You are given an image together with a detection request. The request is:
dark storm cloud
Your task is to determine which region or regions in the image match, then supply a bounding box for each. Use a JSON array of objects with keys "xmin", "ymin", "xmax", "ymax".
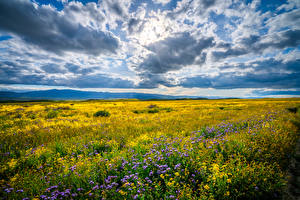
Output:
[
  {"xmin": 105, "ymin": 1, "xmax": 126, "ymax": 17},
  {"xmin": 134, "ymin": 32, "xmax": 215, "ymax": 88},
  {"xmin": 261, "ymin": 29, "xmax": 300, "ymax": 49},
  {"xmin": 101, "ymin": 0, "xmax": 130, "ymax": 20},
  {"xmin": 65, "ymin": 74, "xmax": 135, "ymax": 88},
  {"xmin": 0, "ymin": 61, "xmax": 45, "ymax": 85},
  {"xmin": 0, "ymin": 61, "xmax": 135, "ymax": 88},
  {"xmin": 201, "ymin": 0, "xmax": 217, "ymax": 8},
  {"xmin": 212, "ymin": 47, "xmax": 247, "ymax": 60},
  {"xmin": 126, "ymin": 18, "xmax": 145, "ymax": 34},
  {"xmin": 218, "ymin": 57, "xmax": 300, "ymax": 73},
  {"xmin": 64, "ymin": 63, "xmax": 98, "ymax": 75},
  {"xmin": 138, "ymin": 32, "xmax": 215, "ymax": 74},
  {"xmin": 137, "ymin": 73, "xmax": 176, "ymax": 89},
  {"xmin": 0, "ymin": 0, "xmax": 119, "ymax": 55},
  {"xmin": 212, "ymin": 29, "xmax": 300, "ymax": 60},
  {"xmin": 41, "ymin": 64, "xmax": 67, "ymax": 74},
  {"xmin": 181, "ymin": 59, "xmax": 300, "ymax": 89},
  {"xmin": 181, "ymin": 72, "xmax": 300, "ymax": 89}
]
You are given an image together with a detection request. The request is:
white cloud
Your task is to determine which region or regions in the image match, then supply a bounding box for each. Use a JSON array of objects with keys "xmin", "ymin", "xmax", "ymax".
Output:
[
  {"xmin": 152, "ymin": 0, "xmax": 172, "ymax": 5},
  {"xmin": 266, "ymin": 8, "xmax": 300, "ymax": 33}
]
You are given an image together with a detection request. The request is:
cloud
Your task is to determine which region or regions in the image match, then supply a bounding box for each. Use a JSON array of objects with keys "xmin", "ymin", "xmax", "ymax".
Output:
[
  {"xmin": 211, "ymin": 46, "xmax": 247, "ymax": 60},
  {"xmin": 0, "ymin": 60, "xmax": 135, "ymax": 88},
  {"xmin": 41, "ymin": 64, "xmax": 67, "ymax": 74},
  {"xmin": 198, "ymin": 0, "xmax": 218, "ymax": 9},
  {"xmin": 0, "ymin": 61, "xmax": 45, "ymax": 85},
  {"xmin": 180, "ymin": 58, "xmax": 300, "ymax": 89},
  {"xmin": 137, "ymin": 32, "xmax": 215, "ymax": 74},
  {"xmin": 64, "ymin": 63, "xmax": 98, "ymax": 75},
  {"xmin": 0, "ymin": 0, "xmax": 119, "ymax": 55},
  {"xmin": 167, "ymin": 0, "xmax": 220, "ymax": 19},
  {"xmin": 212, "ymin": 29, "xmax": 300, "ymax": 61},
  {"xmin": 132, "ymin": 32, "xmax": 215, "ymax": 88},
  {"xmin": 181, "ymin": 72, "xmax": 300, "ymax": 89},
  {"xmin": 212, "ymin": 1, "xmax": 300, "ymax": 62},
  {"xmin": 137, "ymin": 73, "xmax": 176, "ymax": 89},
  {"xmin": 126, "ymin": 18, "xmax": 146, "ymax": 35},
  {"xmin": 266, "ymin": 8, "xmax": 300, "ymax": 32},
  {"xmin": 261, "ymin": 29, "xmax": 300, "ymax": 49},
  {"xmin": 101, "ymin": 0, "xmax": 131, "ymax": 29},
  {"xmin": 152, "ymin": 0, "xmax": 172, "ymax": 5},
  {"xmin": 65, "ymin": 74, "xmax": 135, "ymax": 88},
  {"xmin": 102, "ymin": 0, "xmax": 130, "ymax": 18}
]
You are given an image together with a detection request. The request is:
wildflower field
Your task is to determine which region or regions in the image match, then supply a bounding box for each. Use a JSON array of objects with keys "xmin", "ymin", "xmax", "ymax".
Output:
[{"xmin": 0, "ymin": 98, "xmax": 299, "ymax": 199}]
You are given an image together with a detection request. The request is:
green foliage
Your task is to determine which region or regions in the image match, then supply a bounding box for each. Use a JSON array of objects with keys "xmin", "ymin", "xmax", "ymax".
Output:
[
  {"xmin": 94, "ymin": 110, "xmax": 110, "ymax": 117},
  {"xmin": 133, "ymin": 110, "xmax": 145, "ymax": 114},
  {"xmin": 46, "ymin": 110, "xmax": 58, "ymax": 118},
  {"xmin": 287, "ymin": 107, "xmax": 298, "ymax": 113},
  {"xmin": 161, "ymin": 107, "xmax": 173, "ymax": 112},
  {"xmin": 148, "ymin": 108, "xmax": 159, "ymax": 113},
  {"xmin": 26, "ymin": 112, "xmax": 36, "ymax": 119},
  {"xmin": 133, "ymin": 107, "xmax": 172, "ymax": 114},
  {"xmin": 13, "ymin": 113, "xmax": 22, "ymax": 118},
  {"xmin": 55, "ymin": 142, "xmax": 67, "ymax": 157}
]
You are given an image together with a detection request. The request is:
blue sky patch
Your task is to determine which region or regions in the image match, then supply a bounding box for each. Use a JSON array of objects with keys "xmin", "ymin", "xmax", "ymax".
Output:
[{"xmin": 0, "ymin": 35, "xmax": 12, "ymax": 42}]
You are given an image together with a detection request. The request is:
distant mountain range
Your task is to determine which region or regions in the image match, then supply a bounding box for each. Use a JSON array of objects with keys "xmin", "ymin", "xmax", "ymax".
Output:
[{"xmin": 0, "ymin": 89, "xmax": 205, "ymax": 101}]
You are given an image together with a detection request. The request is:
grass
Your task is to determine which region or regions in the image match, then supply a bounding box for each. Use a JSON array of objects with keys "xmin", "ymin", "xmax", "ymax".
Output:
[{"xmin": 0, "ymin": 98, "xmax": 299, "ymax": 199}]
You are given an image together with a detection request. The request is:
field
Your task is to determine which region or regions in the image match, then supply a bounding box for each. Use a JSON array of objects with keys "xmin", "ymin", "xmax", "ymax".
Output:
[{"xmin": 0, "ymin": 98, "xmax": 299, "ymax": 199}]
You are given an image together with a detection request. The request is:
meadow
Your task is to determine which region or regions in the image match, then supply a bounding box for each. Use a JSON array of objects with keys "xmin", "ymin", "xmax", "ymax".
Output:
[{"xmin": 0, "ymin": 98, "xmax": 299, "ymax": 199}]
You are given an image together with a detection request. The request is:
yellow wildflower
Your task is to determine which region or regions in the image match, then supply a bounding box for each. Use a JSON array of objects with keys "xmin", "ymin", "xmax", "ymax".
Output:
[
  {"xmin": 119, "ymin": 190, "xmax": 126, "ymax": 195},
  {"xmin": 204, "ymin": 184, "xmax": 210, "ymax": 190},
  {"xmin": 8, "ymin": 159, "xmax": 17, "ymax": 169}
]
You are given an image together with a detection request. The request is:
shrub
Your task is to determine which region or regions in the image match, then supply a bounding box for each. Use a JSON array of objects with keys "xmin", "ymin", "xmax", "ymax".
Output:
[
  {"xmin": 46, "ymin": 110, "xmax": 58, "ymax": 119},
  {"xmin": 287, "ymin": 107, "xmax": 298, "ymax": 113},
  {"xmin": 161, "ymin": 107, "xmax": 173, "ymax": 112},
  {"xmin": 54, "ymin": 106, "xmax": 71, "ymax": 111},
  {"xmin": 148, "ymin": 108, "xmax": 159, "ymax": 113},
  {"xmin": 94, "ymin": 110, "xmax": 110, "ymax": 117},
  {"xmin": 26, "ymin": 112, "xmax": 36, "ymax": 119},
  {"xmin": 14, "ymin": 113, "xmax": 22, "ymax": 118},
  {"xmin": 133, "ymin": 110, "xmax": 145, "ymax": 114}
]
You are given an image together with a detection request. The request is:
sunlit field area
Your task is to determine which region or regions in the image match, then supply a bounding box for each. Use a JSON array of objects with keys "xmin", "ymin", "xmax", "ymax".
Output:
[{"xmin": 0, "ymin": 98, "xmax": 299, "ymax": 199}]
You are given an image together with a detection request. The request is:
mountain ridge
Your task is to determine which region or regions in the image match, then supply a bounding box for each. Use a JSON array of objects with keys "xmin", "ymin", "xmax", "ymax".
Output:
[{"xmin": 0, "ymin": 89, "xmax": 203, "ymax": 100}]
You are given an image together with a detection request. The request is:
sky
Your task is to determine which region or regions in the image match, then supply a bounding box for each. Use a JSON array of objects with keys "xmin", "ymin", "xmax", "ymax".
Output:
[{"xmin": 0, "ymin": 0, "xmax": 299, "ymax": 98}]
